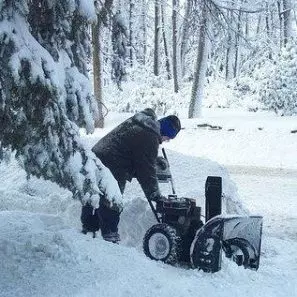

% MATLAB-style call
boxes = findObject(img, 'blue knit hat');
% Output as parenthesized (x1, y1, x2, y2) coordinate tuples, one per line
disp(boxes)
(158, 115, 181, 139)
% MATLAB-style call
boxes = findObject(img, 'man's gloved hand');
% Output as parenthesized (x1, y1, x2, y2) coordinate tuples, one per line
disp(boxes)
(149, 192, 167, 202)
(156, 156, 169, 171)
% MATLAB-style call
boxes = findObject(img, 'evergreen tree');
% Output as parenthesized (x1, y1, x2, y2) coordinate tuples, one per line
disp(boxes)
(260, 41, 297, 115)
(0, 0, 122, 208)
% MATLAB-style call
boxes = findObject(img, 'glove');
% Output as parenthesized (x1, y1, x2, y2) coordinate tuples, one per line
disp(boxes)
(149, 192, 167, 202)
(156, 156, 169, 171)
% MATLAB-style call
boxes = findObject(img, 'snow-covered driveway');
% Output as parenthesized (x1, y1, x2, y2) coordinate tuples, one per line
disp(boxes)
(231, 168, 297, 240)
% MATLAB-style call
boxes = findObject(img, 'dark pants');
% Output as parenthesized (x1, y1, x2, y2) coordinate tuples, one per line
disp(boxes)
(99, 203, 120, 234)
(81, 180, 125, 235)
(99, 179, 125, 234)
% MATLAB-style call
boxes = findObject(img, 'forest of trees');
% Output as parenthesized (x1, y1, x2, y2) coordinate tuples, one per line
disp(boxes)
(0, 0, 296, 204)
(91, 0, 297, 118)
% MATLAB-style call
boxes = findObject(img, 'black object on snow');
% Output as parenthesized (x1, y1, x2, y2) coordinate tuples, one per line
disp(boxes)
(81, 204, 101, 238)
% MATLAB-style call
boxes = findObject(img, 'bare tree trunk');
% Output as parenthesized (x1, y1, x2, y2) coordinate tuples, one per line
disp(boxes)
(225, 11, 234, 80)
(172, 0, 179, 92)
(265, 3, 271, 38)
(180, 0, 192, 77)
(141, 0, 147, 64)
(294, 7, 297, 28)
(265, 2, 273, 59)
(277, 0, 284, 48)
(129, 0, 134, 66)
(188, 3, 208, 118)
(92, 0, 114, 128)
(161, 2, 171, 79)
(283, 0, 293, 45)
(92, 15, 104, 128)
(245, 13, 249, 38)
(234, 10, 242, 78)
(154, 0, 160, 76)
(256, 14, 262, 34)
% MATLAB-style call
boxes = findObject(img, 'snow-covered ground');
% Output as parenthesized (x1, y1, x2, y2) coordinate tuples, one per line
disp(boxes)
(0, 108, 296, 297)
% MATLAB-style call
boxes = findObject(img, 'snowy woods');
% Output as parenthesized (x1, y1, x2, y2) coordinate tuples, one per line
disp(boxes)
(0, 0, 296, 203)
(90, 0, 297, 117)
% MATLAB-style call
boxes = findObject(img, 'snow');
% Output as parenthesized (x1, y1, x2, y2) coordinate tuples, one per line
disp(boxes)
(0, 109, 297, 297)
(78, 0, 96, 22)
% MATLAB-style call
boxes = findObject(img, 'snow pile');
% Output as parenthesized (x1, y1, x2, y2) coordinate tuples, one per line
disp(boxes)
(0, 146, 249, 297)
(0, 146, 247, 252)
(0, 211, 79, 297)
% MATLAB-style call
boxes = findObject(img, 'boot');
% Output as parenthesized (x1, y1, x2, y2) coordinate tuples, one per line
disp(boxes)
(99, 204, 121, 243)
(102, 232, 121, 243)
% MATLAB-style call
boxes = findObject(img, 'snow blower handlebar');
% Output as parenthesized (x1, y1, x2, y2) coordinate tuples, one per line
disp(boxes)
(161, 148, 176, 195)
(147, 148, 176, 223)
(147, 198, 162, 223)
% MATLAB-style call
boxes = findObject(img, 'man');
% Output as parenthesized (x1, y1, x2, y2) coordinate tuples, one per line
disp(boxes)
(81, 108, 181, 243)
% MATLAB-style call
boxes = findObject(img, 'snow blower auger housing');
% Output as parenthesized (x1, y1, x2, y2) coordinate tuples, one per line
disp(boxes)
(143, 149, 263, 273)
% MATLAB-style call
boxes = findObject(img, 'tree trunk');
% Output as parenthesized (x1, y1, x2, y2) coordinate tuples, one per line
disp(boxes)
(180, 0, 192, 77)
(161, 1, 171, 79)
(294, 7, 297, 28)
(92, 18, 104, 128)
(92, 0, 114, 128)
(277, 0, 284, 48)
(265, 2, 273, 59)
(172, 0, 179, 93)
(225, 10, 234, 81)
(234, 10, 242, 78)
(283, 0, 293, 45)
(256, 14, 262, 34)
(154, 0, 160, 76)
(141, 0, 147, 64)
(129, 0, 134, 66)
(245, 13, 249, 38)
(188, 4, 209, 118)
(234, 0, 244, 77)
(265, 3, 271, 38)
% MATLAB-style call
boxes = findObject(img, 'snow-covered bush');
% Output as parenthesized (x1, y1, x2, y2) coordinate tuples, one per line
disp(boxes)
(103, 72, 191, 117)
(259, 42, 297, 116)
(204, 78, 235, 108)
(225, 43, 276, 112)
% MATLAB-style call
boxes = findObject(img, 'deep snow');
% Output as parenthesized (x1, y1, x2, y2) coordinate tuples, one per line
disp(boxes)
(0, 108, 297, 297)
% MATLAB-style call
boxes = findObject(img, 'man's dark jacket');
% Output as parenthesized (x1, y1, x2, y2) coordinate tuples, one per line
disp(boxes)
(92, 109, 161, 200)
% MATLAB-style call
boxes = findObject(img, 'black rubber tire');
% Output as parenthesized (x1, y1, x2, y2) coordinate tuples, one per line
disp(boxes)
(143, 223, 181, 265)
(205, 176, 222, 222)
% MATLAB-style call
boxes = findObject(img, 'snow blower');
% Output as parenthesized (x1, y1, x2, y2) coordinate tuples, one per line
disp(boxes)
(143, 148, 263, 273)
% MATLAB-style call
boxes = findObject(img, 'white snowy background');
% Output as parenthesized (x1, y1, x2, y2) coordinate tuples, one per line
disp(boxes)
(0, 103, 296, 297)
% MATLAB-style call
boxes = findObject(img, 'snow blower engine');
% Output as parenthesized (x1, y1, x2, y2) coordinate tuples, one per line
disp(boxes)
(143, 148, 263, 273)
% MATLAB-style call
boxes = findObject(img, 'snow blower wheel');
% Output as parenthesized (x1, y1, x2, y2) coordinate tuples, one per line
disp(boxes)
(143, 223, 181, 265)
